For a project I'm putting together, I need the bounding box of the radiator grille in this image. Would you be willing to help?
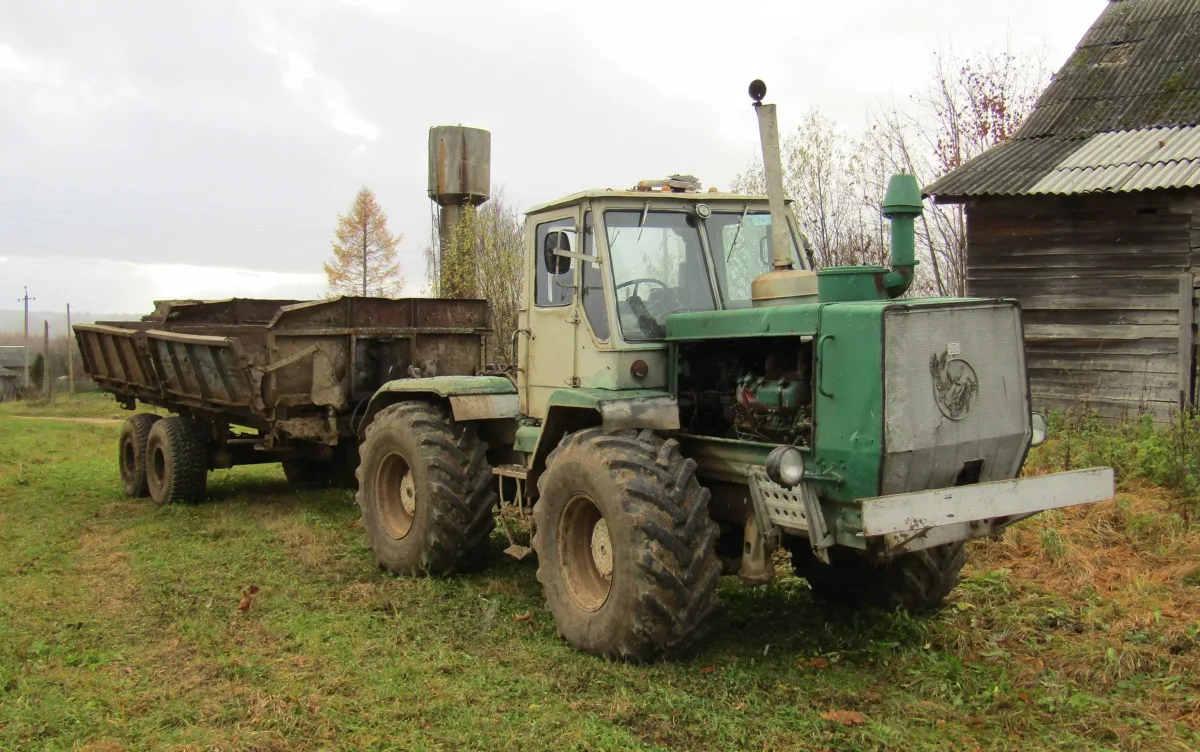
[881,301,1030,495]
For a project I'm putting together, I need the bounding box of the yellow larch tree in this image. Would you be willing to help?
[324,187,404,297]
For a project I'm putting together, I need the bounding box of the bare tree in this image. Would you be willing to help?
[728,46,1046,296]
[731,109,876,268]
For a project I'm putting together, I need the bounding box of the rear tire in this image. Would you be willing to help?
[119,413,161,498]
[356,401,495,576]
[533,428,721,662]
[145,416,208,505]
[789,540,968,612]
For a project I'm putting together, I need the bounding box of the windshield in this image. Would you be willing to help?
[705,211,803,308]
[605,209,717,341]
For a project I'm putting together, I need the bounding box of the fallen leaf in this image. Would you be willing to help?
[821,709,866,726]
[700,665,716,675]
[512,611,532,622]
[862,691,882,703]
[237,585,260,612]
[1016,690,1030,703]
[735,703,746,711]
[937,719,947,729]
[808,657,831,669]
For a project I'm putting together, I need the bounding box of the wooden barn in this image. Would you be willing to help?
[0,367,15,402]
[925,0,1200,422]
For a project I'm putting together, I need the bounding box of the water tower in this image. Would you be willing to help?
[428,126,491,296]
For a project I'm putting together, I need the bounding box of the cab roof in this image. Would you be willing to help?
[527,188,786,215]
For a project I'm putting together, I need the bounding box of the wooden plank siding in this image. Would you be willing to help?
[965,193,1197,423]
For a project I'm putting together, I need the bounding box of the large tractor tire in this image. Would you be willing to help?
[118,413,161,498]
[533,428,721,662]
[283,444,359,489]
[356,401,495,576]
[789,540,968,612]
[145,416,209,505]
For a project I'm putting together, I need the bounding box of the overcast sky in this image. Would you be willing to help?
[0,0,1108,315]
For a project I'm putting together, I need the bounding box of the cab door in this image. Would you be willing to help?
[518,209,580,418]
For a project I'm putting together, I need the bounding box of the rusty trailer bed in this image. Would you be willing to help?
[75,296,489,442]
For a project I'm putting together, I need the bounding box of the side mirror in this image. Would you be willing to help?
[543,230,573,275]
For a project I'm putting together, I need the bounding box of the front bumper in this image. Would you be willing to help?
[750,467,1115,557]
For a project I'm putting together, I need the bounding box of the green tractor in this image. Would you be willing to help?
[353,80,1113,661]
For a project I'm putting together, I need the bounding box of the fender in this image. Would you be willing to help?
[359,376,517,437]
[522,389,681,500]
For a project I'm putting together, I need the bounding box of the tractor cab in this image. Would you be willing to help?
[514,181,810,417]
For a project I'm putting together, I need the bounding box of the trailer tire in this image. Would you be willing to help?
[790,541,968,612]
[356,401,495,576]
[533,428,721,662]
[145,416,209,505]
[119,413,161,498]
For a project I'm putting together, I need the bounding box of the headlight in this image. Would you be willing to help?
[1031,412,1048,447]
[765,445,805,488]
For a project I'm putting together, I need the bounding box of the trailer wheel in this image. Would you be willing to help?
[145,416,209,505]
[118,413,161,498]
[356,401,495,576]
[532,428,721,662]
[789,540,968,612]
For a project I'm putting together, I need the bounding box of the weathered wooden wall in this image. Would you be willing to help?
[965,191,1200,422]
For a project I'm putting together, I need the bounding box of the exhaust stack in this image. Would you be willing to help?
[747,80,819,308]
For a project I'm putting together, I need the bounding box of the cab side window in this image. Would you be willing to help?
[535,219,576,307]
[580,211,610,340]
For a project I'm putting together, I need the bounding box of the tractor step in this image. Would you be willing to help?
[494,465,531,560]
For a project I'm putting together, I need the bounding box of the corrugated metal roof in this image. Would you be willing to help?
[926,0,1200,200]
[1026,125,1200,193]
[0,347,26,369]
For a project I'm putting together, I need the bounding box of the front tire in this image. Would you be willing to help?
[790,540,968,612]
[356,401,495,576]
[119,413,161,497]
[533,428,721,662]
[145,416,208,505]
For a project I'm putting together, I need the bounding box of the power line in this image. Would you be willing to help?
[0,195,333,235]
[0,212,333,251]
[0,234,432,260]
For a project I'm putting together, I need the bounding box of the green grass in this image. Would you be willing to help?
[1,400,1198,751]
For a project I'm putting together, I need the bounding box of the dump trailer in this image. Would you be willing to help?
[74,296,490,504]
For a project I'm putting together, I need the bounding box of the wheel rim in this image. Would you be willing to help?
[375,450,416,539]
[150,444,166,489]
[121,437,136,480]
[558,493,612,612]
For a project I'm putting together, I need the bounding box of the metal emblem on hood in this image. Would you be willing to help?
[930,348,978,420]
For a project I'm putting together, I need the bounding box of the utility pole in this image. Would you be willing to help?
[18,287,34,388]
[43,320,51,400]
[66,304,74,395]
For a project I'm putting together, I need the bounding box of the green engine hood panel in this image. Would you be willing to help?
[666,297,994,341]
[666,305,820,340]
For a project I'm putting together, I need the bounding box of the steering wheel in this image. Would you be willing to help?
[615,278,669,338]
[615,277,668,297]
